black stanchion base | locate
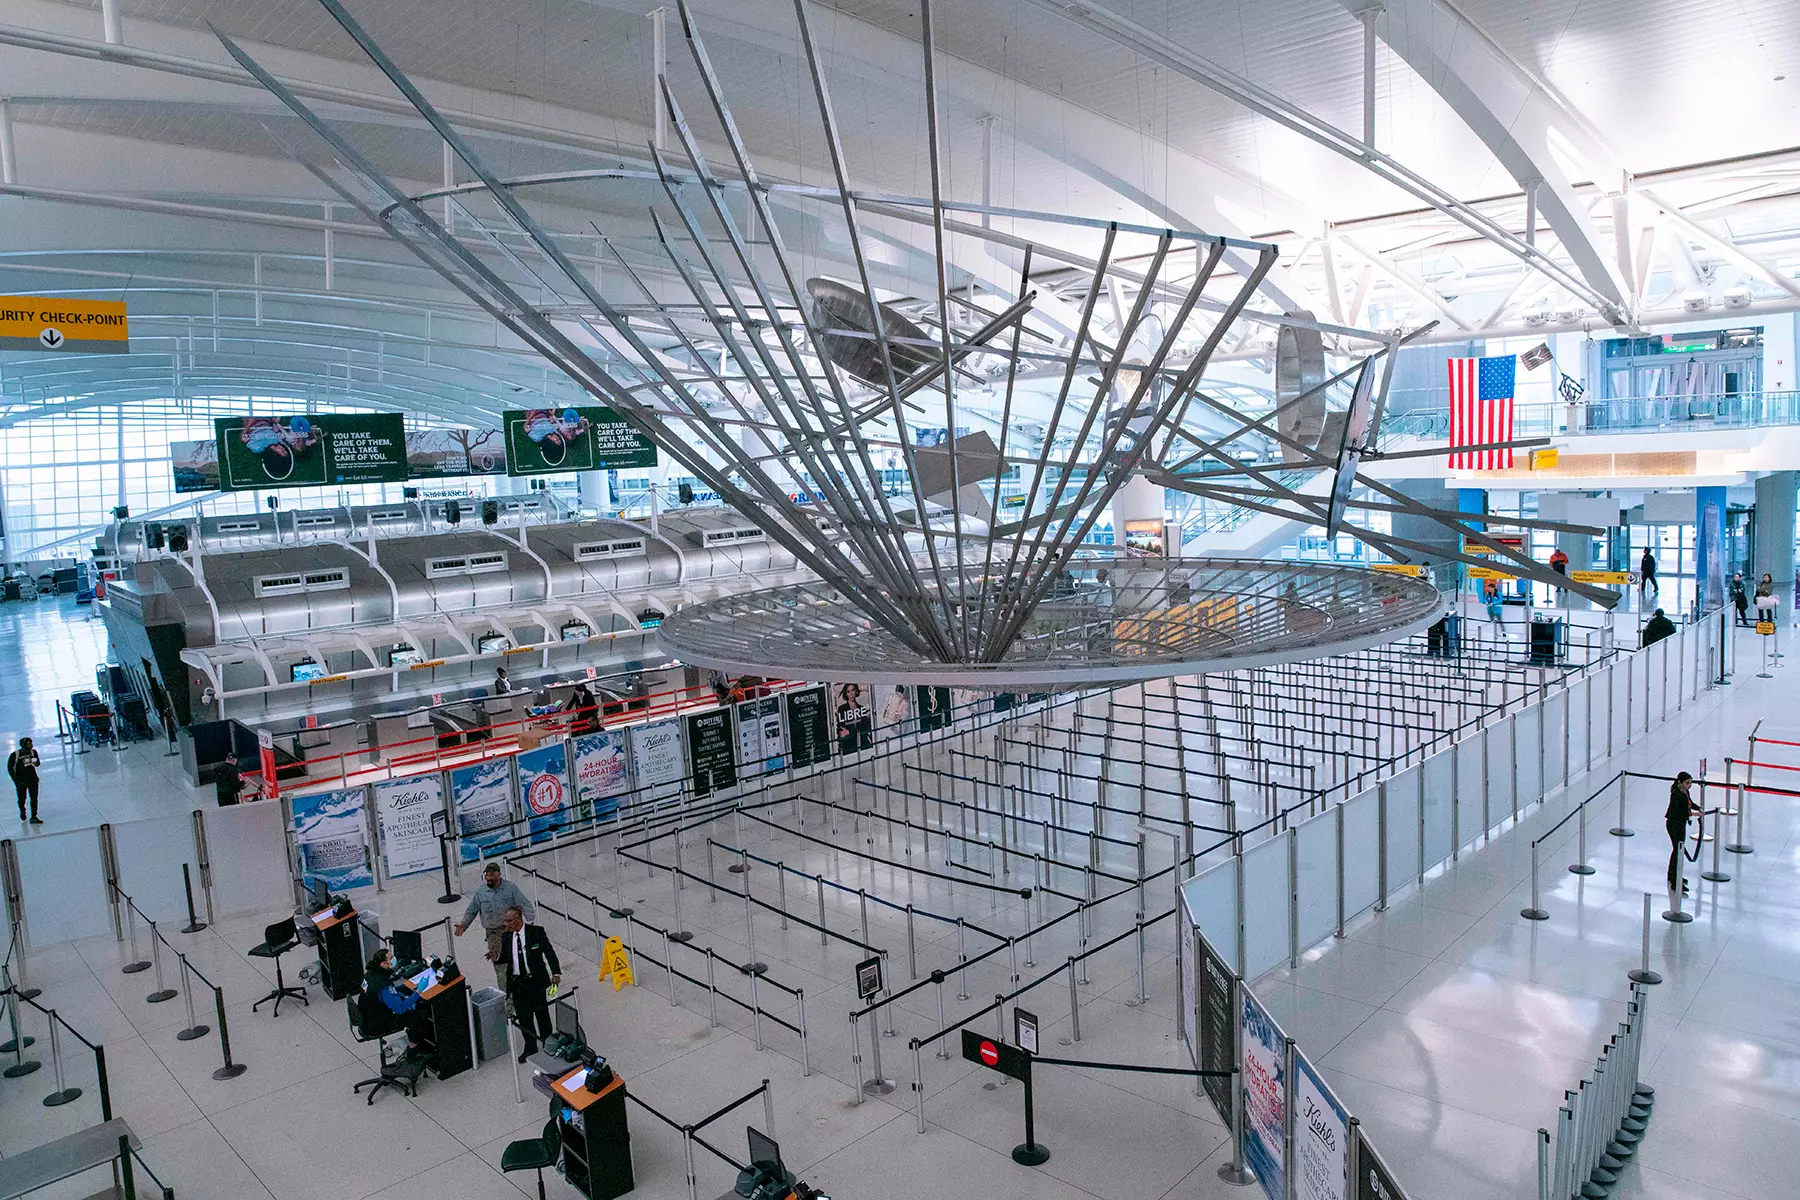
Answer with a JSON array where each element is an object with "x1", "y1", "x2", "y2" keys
[
  {"x1": 2, "y1": 1059, "x2": 41, "y2": 1078},
  {"x1": 121, "y1": 961, "x2": 151, "y2": 974},
  {"x1": 212, "y1": 1062, "x2": 247, "y2": 1080},
  {"x1": 1661, "y1": 909, "x2": 1694, "y2": 923},
  {"x1": 727, "y1": 863, "x2": 748, "y2": 874},
  {"x1": 1702, "y1": 870, "x2": 1732, "y2": 883},
  {"x1": 1726, "y1": 844, "x2": 1754, "y2": 855},
  {"x1": 669, "y1": 930, "x2": 694, "y2": 943},
  {"x1": 1569, "y1": 864, "x2": 1596, "y2": 876},
  {"x1": 1012, "y1": 1142, "x2": 1050, "y2": 1166},
  {"x1": 861, "y1": 1078, "x2": 896, "y2": 1096},
  {"x1": 147, "y1": 988, "x2": 178, "y2": 1003},
  {"x1": 182, "y1": 921, "x2": 208, "y2": 933},
  {"x1": 1628, "y1": 968, "x2": 1663, "y2": 985},
  {"x1": 743, "y1": 963, "x2": 768, "y2": 976},
  {"x1": 608, "y1": 908, "x2": 634, "y2": 920},
  {"x1": 1609, "y1": 827, "x2": 1634, "y2": 837},
  {"x1": 12, "y1": 986, "x2": 39, "y2": 1002},
  {"x1": 0, "y1": 1035, "x2": 34, "y2": 1052},
  {"x1": 42, "y1": 1087, "x2": 81, "y2": 1107},
  {"x1": 436, "y1": 893, "x2": 462, "y2": 905},
  {"x1": 1521, "y1": 907, "x2": 1550, "y2": 921},
  {"x1": 176, "y1": 1024, "x2": 210, "y2": 1041}
]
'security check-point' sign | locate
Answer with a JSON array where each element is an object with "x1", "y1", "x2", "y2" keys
[{"x1": 0, "y1": 296, "x2": 129, "y2": 354}]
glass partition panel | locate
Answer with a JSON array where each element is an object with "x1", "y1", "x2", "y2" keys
[
  {"x1": 16, "y1": 828, "x2": 112, "y2": 945},
  {"x1": 1486, "y1": 714, "x2": 1517, "y2": 821},
  {"x1": 1570, "y1": 677, "x2": 1592, "y2": 775},
  {"x1": 112, "y1": 812, "x2": 203, "y2": 926},
  {"x1": 1383, "y1": 765, "x2": 1423, "y2": 897},
  {"x1": 1341, "y1": 788, "x2": 1380, "y2": 920},
  {"x1": 1421, "y1": 748, "x2": 1455, "y2": 867},
  {"x1": 1455, "y1": 733, "x2": 1486, "y2": 845},
  {"x1": 1544, "y1": 689, "x2": 1568, "y2": 793},
  {"x1": 205, "y1": 800, "x2": 296, "y2": 918},
  {"x1": 1182, "y1": 861, "x2": 1237, "y2": 969},
  {"x1": 1294, "y1": 809, "x2": 1336, "y2": 952},
  {"x1": 1610, "y1": 660, "x2": 1630, "y2": 751},
  {"x1": 1242, "y1": 834, "x2": 1291, "y2": 980},
  {"x1": 1517, "y1": 703, "x2": 1544, "y2": 808}
]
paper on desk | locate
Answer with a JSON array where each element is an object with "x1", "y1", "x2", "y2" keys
[
  {"x1": 562, "y1": 1068, "x2": 588, "y2": 1092},
  {"x1": 310, "y1": 910, "x2": 334, "y2": 926}
]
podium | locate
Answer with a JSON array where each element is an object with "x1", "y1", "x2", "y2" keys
[
  {"x1": 311, "y1": 908, "x2": 363, "y2": 1001},
  {"x1": 551, "y1": 1066, "x2": 634, "y2": 1199},
  {"x1": 406, "y1": 973, "x2": 474, "y2": 1080}
]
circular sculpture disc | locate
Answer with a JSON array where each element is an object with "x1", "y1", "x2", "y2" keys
[{"x1": 658, "y1": 558, "x2": 1445, "y2": 688}]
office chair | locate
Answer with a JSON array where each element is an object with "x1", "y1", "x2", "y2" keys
[
  {"x1": 247, "y1": 917, "x2": 309, "y2": 1016},
  {"x1": 500, "y1": 1118, "x2": 560, "y2": 1200},
  {"x1": 347, "y1": 995, "x2": 426, "y2": 1104}
]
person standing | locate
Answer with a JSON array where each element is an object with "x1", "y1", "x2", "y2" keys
[
  {"x1": 1642, "y1": 608, "x2": 1676, "y2": 648},
  {"x1": 8, "y1": 737, "x2": 41, "y2": 824},
  {"x1": 1666, "y1": 771, "x2": 1701, "y2": 895},
  {"x1": 454, "y1": 862, "x2": 537, "y2": 991},
  {"x1": 1639, "y1": 548, "x2": 1658, "y2": 603},
  {"x1": 501, "y1": 905, "x2": 559, "y2": 1060},
  {"x1": 1755, "y1": 572, "x2": 1777, "y2": 618},
  {"x1": 1731, "y1": 573, "x2": 1750, "y2": 626},
  {"x1": 214, "y1": 752, "x2": 243, "y2": 807},
  {"x1": 564, "y1": 682, "x2": 600, "y2": 737}
]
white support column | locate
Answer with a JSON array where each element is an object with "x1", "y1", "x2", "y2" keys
[
  {"x1": 0, "y1": 101, "x2": 16, "y2": 186},
  {"x1": 442, "y1": 139, "x2": 455, "y2": 232},
  {"x1": 649, "y1": 7, "x2": 669, "y2": 152},
  {"x1": 1360, "y1": 7, "x2": 1377, "y2": 148},
  {"x1": 101, "y1": 0, "x2": 123, "y2": 45},
  {"x1": 978, "y1": 114, "x2": 995, "y2": 230},
  {"x1": 322, "y1": 203, "x2": 334, "y2": 291},
  {"x1": 1524, "y1": 180, "x2": 1538, "y2": 249}
]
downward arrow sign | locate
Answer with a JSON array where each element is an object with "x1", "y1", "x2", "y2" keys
[{"x1": 39, "y1": 328, "x2": 63, "y2": 348}]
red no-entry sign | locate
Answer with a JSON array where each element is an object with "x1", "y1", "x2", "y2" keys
[{"x1": 979, "y1": 1040, "x2": 1000, "y2": 1067}]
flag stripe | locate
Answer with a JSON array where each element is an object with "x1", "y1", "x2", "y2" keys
[{"x1": 1447, "y1": 355, "x2": 1514, "y2": 470}]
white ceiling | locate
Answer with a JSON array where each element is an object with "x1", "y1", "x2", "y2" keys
[{"x1": 0, "y1": 0, "x2": 1797, "y2": 427}]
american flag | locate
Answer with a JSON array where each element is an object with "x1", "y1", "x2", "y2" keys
[{"x1": 1448, "y1": 355, "x2": 1516, "y2": 470}]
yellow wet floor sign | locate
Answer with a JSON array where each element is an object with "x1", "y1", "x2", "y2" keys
[{"x1": 599, "y1": 936, "x2": 635, "y2": 990}]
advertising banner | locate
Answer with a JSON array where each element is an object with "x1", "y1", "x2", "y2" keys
[
  {"x1": 450, "y1": 758, "x2": 516, "y2": 863},
  {"x1": 785, "y1": 687, "x2": 832, "y2": 768},
  {"x1": 1294, "y1": 1052, "x2": 1350, "y2": 1200},
  {"x1": 572, "y1": 729, "x2": 631, "y2": 817},
  {"x1": 686, "y1": 708, "x2": 737, "y2": 797},
  {"x1": 0, "y1": 295, "x2": 128, "y2": 354},
  {"x1": 1353, "y1": 1127, "x2": 1407, "y2": 1200},
  {"x1": 371, "y1": 774, "x2": 442, "y2": 879},
  {"x1": 291, "y1": 786, "x2": 373, "y2": 893},
  {"x1": 214, "y1": 414, "x2": 409, "y2": 490},
  {"x1": 405, "y1": 427, "x2": 508, "y2": 478},
  {"x1": 876, "y1": 684, "x2": 914, "y2": 739},
  {"x1": 503, "y1": 406, "x2": 658, "y2": 475},
  {"x1": 170, "y1": 440, "x2": 217, "y2": 493},
  {"x1": 629, "y1": 718, "x2": 685, "y2": 800},
  {"x1": 832, "y1": 682, "x2": 874, "y2": 755},
  {"x1": 517, "y1": 741, "x2": 571, "y2": 843},
  {"x1": 918, "y1": 685, "x2": 952, "y2": 732},
  {"x1": 1241, "y1": 990, "x2": 1287, "y2": 1200},
  {"x1": 735, "y1": 696, "x2": 785, "y2": 777},
  {"x1": 1198, "y1": 934, "x2": 1236, "y2": 1126}
]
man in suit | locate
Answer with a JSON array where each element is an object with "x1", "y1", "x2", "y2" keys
[{"x1": 501, "y1": 905, "x2": 560, "y2": 1061}]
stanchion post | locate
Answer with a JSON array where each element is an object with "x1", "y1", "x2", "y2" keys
[
  {"x1": 145, "y1": 921, "x2": 177, "y2": 1002},
  {"x1": 1628, "y1": 893, "x2": 1662, "y2": 985},
  {"x1": 41, "y1": 1011, "x2": 81, "y2": 1106},
  {"x1": 1702, "y1": 807, "x2": 1732, "y2": 883},
  {"x1": 1569, "y1": 802, "x2": 1595, "y2": 876},
  {"x1": 1610, "y1": 772, "x2": 1632, "y2": 837},
  {"x1": 175, "y1": 955, "x2": 209, "y2": 1040},
  {"x1": 1726, "y1": 783, "x2": 1753, "y2": 855},
  {"x1": 932, "y1": 971, "x2": 950, "y2": 1060},
  {"x1": 180, "y1": 863, "x2": 207, "y2": 933},
  {"x1": 1066, "y1": 958, "x2": 1081, "y2": 1043},
  {"x1": 211, "y1": 985, "x2": 246, "y2": 1078},
  {"x1": 1521, "y1": 841, "x2": 1550, "y2": 920},
  {"x1": 120, "y1": 894, "x2": 149, "y2": 974}
]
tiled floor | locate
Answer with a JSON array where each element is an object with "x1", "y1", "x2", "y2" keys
[{"x1": 2, "y1": 605, "x2": 1797, "y2": 1200}]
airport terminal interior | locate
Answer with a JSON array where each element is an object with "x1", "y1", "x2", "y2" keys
[{"x1": 4, "y1": 2, "x2": 1800, "y2": 1199}]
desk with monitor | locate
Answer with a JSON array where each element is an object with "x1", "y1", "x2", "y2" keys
[
  {"x1": 403, "y1": 964, "x2": 474, "y2": 1080},
  {"x1": 550, "y1": 1063, "x2": 634, "y2": 1200},
  {"x1": 308, "y1": 905, "x2": 363, "y2": 1001}
]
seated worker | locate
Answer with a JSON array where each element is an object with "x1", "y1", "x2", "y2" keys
[
  {"x1": 364, "y1": 947, "x2": 420, "y2": 1015},
  {"x1": 1642, "y1": 607, "x2": 1676, "y2": 648}
]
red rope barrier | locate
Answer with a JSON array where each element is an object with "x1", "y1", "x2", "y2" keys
[{"x1": 1751, "y1": 735, "x2": 1800, "y2": 748}]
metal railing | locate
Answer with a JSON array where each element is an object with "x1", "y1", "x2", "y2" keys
[
  {"x1": 1539, "y1": 983, "x2": 1653, "y2": 1200},
  {"x1": 1384, "y1": 389, "x2": 1800, "y2": 440}
]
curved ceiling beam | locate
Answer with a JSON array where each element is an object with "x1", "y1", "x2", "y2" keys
[{"x1": 1348, "y1": 0, "x2": 1632, "y2": 321}]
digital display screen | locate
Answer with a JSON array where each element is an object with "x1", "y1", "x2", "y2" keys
[
  {"x1": 477, "y1": 633, "x2": 509, "y2": 654},
  {"x1": 388, "y1": 644, "x2": 423, "y2": 668},
  {"x1": 291, "y1": 659, "x2": 326, "y2": 683}
]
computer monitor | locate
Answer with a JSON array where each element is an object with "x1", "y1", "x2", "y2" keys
[
  {"x1": 554, "y1": 998, "x2": 583, "y2": 1044},
  {"x1": 358, "y1": 922, "x2": 383, "y2": 965},
  {"x1": 747, "y1": 1127, "x2": 783, "y2": 1178},
  {"x1": 309, "y1": 878, "x2": 330, "y2": 909},
  {"x1": 391, "y1": 928, "x2": 423, "y2": 967}
]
